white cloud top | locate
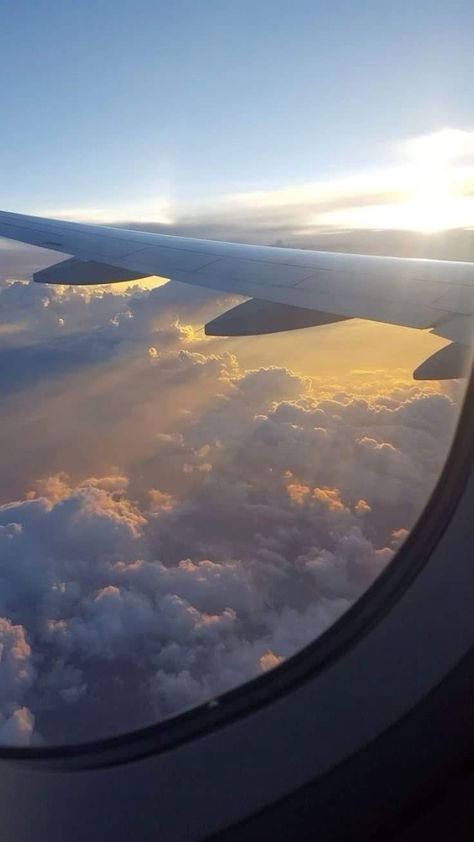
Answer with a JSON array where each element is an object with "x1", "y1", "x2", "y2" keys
[{"x1": 0, "y1": 272, "x2": 462, "y2": 745}]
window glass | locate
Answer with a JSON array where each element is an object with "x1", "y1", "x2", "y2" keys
[
  {"x1": 0, "y1": 259, "x2": 470, "y2": 746},
  {"x1": 0, "y1": 2, "x2": 472, "y2": 748}
]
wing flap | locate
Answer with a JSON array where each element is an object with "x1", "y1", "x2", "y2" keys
[
  {"x1": 205, "y1": 299, "x2": 349, "y2": 336},
  {"x1": 34, "y1": 258, "x2": 147, "y2": 285},
  {"x1": 413, "y1": 342, "x2": 470, "y2": 380},
  {"x1": 431, "y1": 314, "x2": 474, "y2": 345}
]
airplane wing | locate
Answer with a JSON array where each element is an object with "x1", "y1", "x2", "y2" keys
[{"x1": 1, "y1": 210, "x2": 473, "y2": 378}]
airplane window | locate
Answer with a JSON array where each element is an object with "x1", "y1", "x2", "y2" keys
[
  {"x1": 1, "y1": 1, "x2": 473, "y2": 752},
  {"x1": 0, "y1": 228, "x2": 471, "y2": 748}
]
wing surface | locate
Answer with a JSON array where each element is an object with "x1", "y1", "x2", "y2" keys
[{"x1": 1, "y1": 211, "x2": 474, "y2": 339}]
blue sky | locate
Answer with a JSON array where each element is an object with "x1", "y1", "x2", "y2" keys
[{"x1": 1, "y1": 0, "x2": 473, "y2": 214}]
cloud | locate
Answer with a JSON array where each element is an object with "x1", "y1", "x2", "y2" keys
[
  {"x1": 0, "y1": 618, "x2": 35, "y2": 746},
  {"x1": 28, "y1": 198, "x2": 173, "y2": 226},
  {"x1": 0, "y1": 347, "x2": 461, "y2": 744},
  {"x1": 0, "y1": 235, "x2": 465, "y2": 745},
  {"x1": 19, "y1": 128, "x2": 472, "y2": 235},
  {"x1": 220, "y1": 128, "x2": 474, "y2": 233}
]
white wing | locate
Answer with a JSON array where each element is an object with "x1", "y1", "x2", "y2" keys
[{"x1": 1, "y1": 210, "x2": 473, "y2": 377}]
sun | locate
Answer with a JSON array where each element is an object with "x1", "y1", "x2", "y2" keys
[
  {"x1": 315, "y1": 128, "x2": 474, "y2": 233},
  {"x1": 401, "y1": 129, "x2": 472, "y2": 232}
]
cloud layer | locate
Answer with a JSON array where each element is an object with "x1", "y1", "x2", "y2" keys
[{"x1": 0, "y1": 273, "x2": 463, "y2": 745}]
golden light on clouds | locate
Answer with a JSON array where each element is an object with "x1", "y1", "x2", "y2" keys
[
  {"x1": 216, "y1": 318, "x2": 450, "y2": 390},
  {"x1": 49, "y1": 275, "x2": 170, "y2": 296}
]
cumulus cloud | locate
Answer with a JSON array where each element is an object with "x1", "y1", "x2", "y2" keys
[
  {"x1": 0, "y1": 219, "x2": 466, "y2": 745},
  {"x1": 0, "y1": 619, "x2": 35, "y2": 746}
]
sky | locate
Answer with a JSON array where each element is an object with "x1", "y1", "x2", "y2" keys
[
  {"x1": 1, "y1": 0, "x2": 474, "y2": 222},
  {"x1": 0, "y1": 2, "x2": 473, "y2": 748}
]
